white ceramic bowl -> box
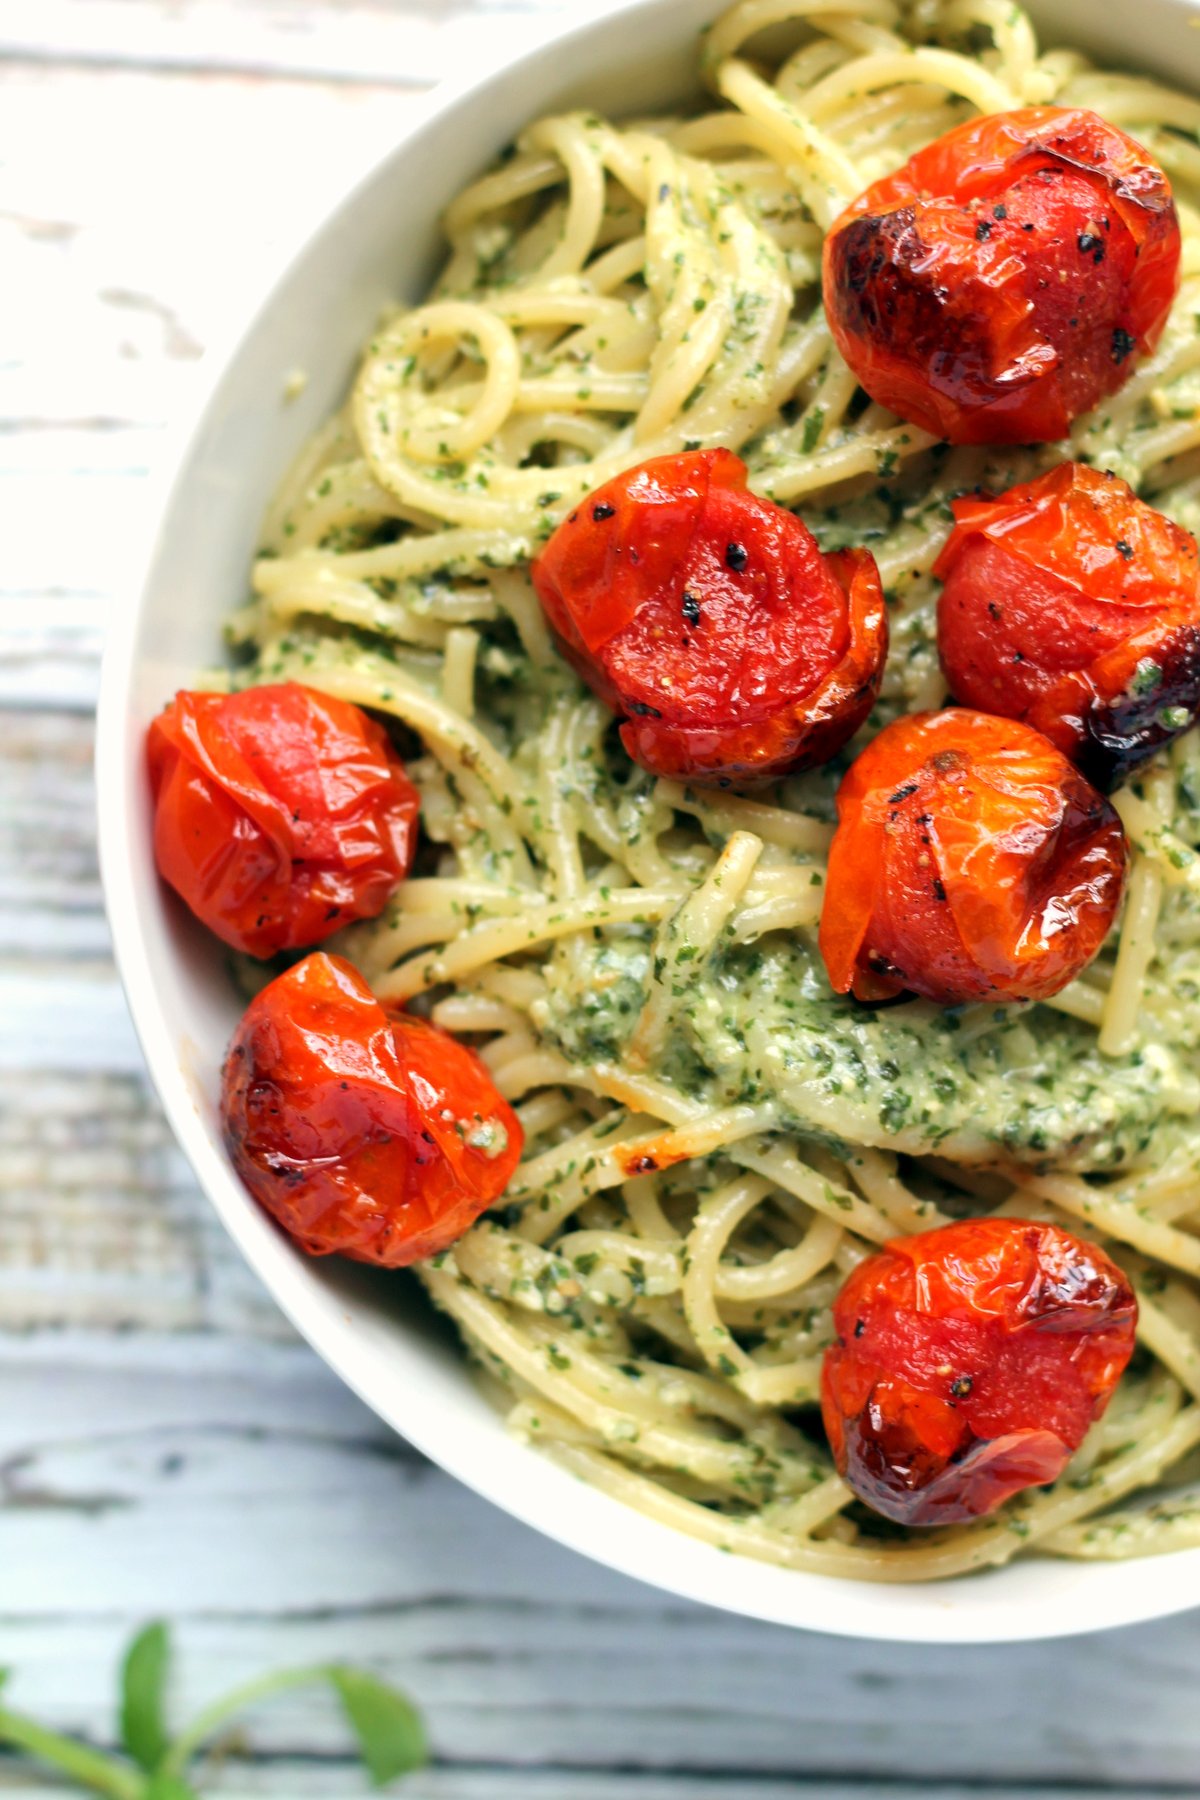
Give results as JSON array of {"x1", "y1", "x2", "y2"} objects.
[{"x1": 97, "y1": 0, "x2": 1200, "y2": 1642}]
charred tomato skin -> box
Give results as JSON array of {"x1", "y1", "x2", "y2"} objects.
[
  {"x1": 530, "y1": 449, "x2": 887, "y2": 786},
  {"x1": 821, "y1": 1218, "x2": 1137, "y2": 1526},
  {"x1": 819, "y1": 708, "x2": 1127, "y2": 1006},
  {"x1": 935, "y1": 462, "x2": 1200, "y2": 788},
  {"x1": 148, "y1": 682, "x2": 420, "y2": 958},
  {"x1": 823, "y1": 107, "x2": 1181, "y2": 444},
  {"x1": 220, "y1": 951, "x2": 522, "y2": 1267}
]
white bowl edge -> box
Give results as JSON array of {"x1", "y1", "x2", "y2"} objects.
[{"x1": 95, "y1": 0, "x2": 1200, "y2": 1642}]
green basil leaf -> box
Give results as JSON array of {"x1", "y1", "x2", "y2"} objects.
[
  {"x1": 120, "y1": 1622, "x2": 171, "y2": 1772},
  {"x1": 327, "y1": 1667, "x2": 427, "y2": 1786},
  {"x1": 144, "y1": 1777, "x2": 201, "y2": 1800}
]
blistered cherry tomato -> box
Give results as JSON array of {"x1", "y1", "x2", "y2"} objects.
[
  {"x1": 823, "y1": 108, "x2": 1180, "y2": 444},
  {"x1": 148, "y1": 682, "x2": 420, "y2": 958},
  {"x1": 530, "y1": 449, "x2": 886, "y2": 785},
  {"x1": 819, "y1": 709, "x2": 1126, "y2": 1006},
  {"x1": 821, "y1": 1218, "x2": 1137, "y2": 1526},
  {"x1": 221, "y1": 952, "x2": 522, "y2": 1266},
  {"x1": 935, "y1": 462, "x2": 1200, "y2": 787}
]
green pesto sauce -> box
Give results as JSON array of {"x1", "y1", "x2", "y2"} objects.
[
  {"x1": 536, "y1": 927, "x2": 1199, "y2": 1171},
  {"x1": 513, "y1": 585, "x2": 1200, "y2": 1174},
  {"x1": 249, "y1": 606, "x2": 1200, "y2": 1176},
  {"x1": 244, "y1": 319, "x2": 1200, "y2": 1179}
]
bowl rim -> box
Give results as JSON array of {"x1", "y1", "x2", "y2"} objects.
[{"x1": 96, "y1": 0, "x2": 1200, "y2": 1643}]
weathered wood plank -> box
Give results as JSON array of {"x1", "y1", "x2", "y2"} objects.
[
  {"x1": 1, "y1": 60, "x2": 437, "y2": 718},
  {"x1": 0, "y1": 1782, "x2": 1189, "y2": 1800},
  {"x1": 0, "y1": 714, "x2": 102, "y2": 939},
  {"x1": 0, "y1": 61, "x2": 418, "y2": 340},
  {"x1": 0, "y1": 973, "x2": 143, "y2": 1070},
  {"x1": 0, "y1": 601, "x2": 110, "y2": 714},
  {"x1": 3, "y1": 1332, "x2": 1200, "y2": 1784},
  {"x1": 0, "y1": 61, "x2": 427, "y2": 447},
  {"x1": 0, "y1": 1076, "x2": 290, "y2": 1331},
  {"x1": 0, "y1": 709, "x2": 277, "y2": 1331},
  {"x1": 0, "y1": 0, "x2": 574, "y2": 86}
]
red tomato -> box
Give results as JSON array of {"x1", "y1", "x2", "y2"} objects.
[
  {"x1": 819, "y1": 709, "x2": 1126, "y2": 1006},
  {"x1": 530, "y1": 449, "x2": 887, "y2": 784},
  {"x1": 221, "y1": 952, "x2": 523, "y2": 1267},
  {"x1": 823, "y1": 108, "x2": 1180, "y2": 444},
  {"x1": 821, "y1": 1218, "x2": 1137, "y2": 1525},
  {"x1": 935, "y1": 462, "x2": 1200, "y2": 787},
  {"x1": 148, "y1": 682, "x2": 419, "y2": 958}
]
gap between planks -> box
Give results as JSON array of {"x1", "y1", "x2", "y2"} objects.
[
  {"x1": 0, "y1": 1777, "x2": 1191, "y2": 1800},
  {"x1": 2, "y1": 60, "x2": 451, "y2": 714}
]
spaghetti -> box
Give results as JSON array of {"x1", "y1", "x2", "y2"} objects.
[{"x1": 225, "y1": 0, "x2": 1200, "y2": 1579}]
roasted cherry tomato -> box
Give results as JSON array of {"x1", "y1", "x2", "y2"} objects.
[
  {"x1": 819, "y1": 709, "x2": 1127, "y2": 1006},
  {"x1": 823, "y1": 107, "x2": 1180, "y2": 444},
  {"x1": 221, "y1": 951, "x2": 522, "y2": 1266},
  {"x1": 148, "y1": 682, "x2": 420, "y2": 958},
  {"x1": 530, "y1": 449, "x2": 886, "y2": 785},
  {"x1": 821, "y1": 1218, "x2": 1137, "y2": 1526},
  {"x1": 935, "y1": 462, "x2": 1200, "y2": 787}
]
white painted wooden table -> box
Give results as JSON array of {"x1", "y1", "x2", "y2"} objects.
[{"x1": 6, "y1": 3, "x2": 1200, "y2": 1794}]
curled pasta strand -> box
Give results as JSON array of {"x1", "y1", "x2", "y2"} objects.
[{"x1": 237, "y1": 0, "x2": 1200, "y2": 1580}]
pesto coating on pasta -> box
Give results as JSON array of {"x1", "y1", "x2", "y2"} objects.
[{"x1": 228, "y1": 0, "x2": 1200, "y2": 1580}]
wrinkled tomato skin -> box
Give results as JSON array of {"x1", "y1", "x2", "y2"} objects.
[
  {"x1": 221, "y1": 952, "x2": 523, "y2": 1267},
  {"x1": 821, "y1": 1219, "x2": 1137, "y2": 1526},
  {"x1": 935, "y1": 462, "x2": 1200, "y2": 788},
  {"x1": 530, "y1": 449, "x2": 887, "y2": 785},
  {"x1": 148, "y1": 682, "x2": 420, "y2": 958},
  {"x1": 819, "y1": 709, "x2": 1127, "y2": 1006},
  {"x1": 823, "y1": 108, "x2": 1181, "y2": 444}
]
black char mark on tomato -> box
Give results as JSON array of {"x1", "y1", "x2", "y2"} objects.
[
  {"x1": 935, "y1": 462, "x2": 1200, "y2": 788},
  {"x1": 821, "y1": 1218, "x2": 1138, "y2": 1526},
  {"x1": 529, "y1": 449, "x2": 888, "y2": 787},
  {"x1": 220, "y1": 951, "x2": 523, "y2": 1268},
  {"x1": 818, "y1": 708, "x2": 1128, "y2": 1007},
  {"x1": 823, "y1": 107, "x2": 1181, "y2": 445}
]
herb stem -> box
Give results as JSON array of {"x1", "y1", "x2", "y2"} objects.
[
  {"x1": 0, "y1": 1706, "x2": 142, "y2": 1800},
  {"x1": 159, "y1": 1665, "x2": 332, "y2": 1780}
]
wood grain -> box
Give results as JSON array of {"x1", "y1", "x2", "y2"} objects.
[
  {"x1": 0, "y1": 1777, "x2": 1195, "y2": 1800},
  {"x1": 5, "y1": 3, "x2": 1200, "y2": 1794},
  {"x1": 0, "y1": 0, "x2": 580, "y2": 84},
  {"x1": 5, "y1": 1332, "x2": 1200, "y2": 1788}
]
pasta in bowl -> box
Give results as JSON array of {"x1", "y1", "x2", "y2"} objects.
[{"x1": 98, "y1": 0, "x2": 1200, "y2": 1636}]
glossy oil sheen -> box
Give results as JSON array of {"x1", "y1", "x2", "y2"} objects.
[
  {"x1": 823, "y1": 108, "x2": 1181, "y2": 444},
  {"x1": 222, "y1": 952, "x2": 523, "y2": 1266},
  {"x1": 531, "y1": 449, "x2": 886, "y2": 783},
  {"x1": 819, "y1": 709, "x2": 1128, "y2": 1005},
  {"x1": 821, "y1": 1219, "x2": 1138, "y2": 1525},
  {"x1": 936, "y1": 464, "x2": 1200, "y2": 787},
  {"x1": 147, "y1": 682, "x2": 420, "y2": 956}
]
